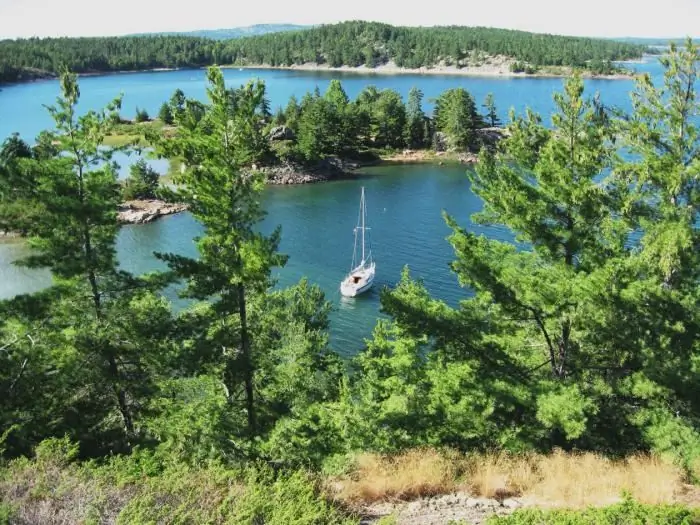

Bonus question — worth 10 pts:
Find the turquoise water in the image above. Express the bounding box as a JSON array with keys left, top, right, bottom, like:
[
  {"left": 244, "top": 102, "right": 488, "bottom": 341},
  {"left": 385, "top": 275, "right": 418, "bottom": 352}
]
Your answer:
[{"left": 0, "top": 58, "right": 666, "bottom": 354}]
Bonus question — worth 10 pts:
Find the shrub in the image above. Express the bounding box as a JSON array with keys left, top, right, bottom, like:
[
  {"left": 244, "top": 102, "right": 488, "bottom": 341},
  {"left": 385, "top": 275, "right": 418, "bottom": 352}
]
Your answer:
[
  {"left": 487, "top": 497, "right": 700, "bottom": 525},
  {"left": 0, "top": 503, "right": 15, "bottom": 525},
  {"left": 134, "top": 107, "right": 150, "bottom": 123}
]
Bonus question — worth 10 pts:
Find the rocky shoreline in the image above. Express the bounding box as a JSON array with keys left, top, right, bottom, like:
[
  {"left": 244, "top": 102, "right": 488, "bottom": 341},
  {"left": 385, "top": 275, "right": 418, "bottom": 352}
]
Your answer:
[
  {"left": 259, "top": 156, "right": 361, "bottom": 185},
  {"left": 117, "top": 200, "right": 189, "bottom": 225}
]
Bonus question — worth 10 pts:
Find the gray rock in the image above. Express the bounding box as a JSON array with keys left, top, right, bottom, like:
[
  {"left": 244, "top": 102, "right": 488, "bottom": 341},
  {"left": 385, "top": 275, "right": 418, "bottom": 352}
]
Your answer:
[
  {"left": 406, "top": 500, "right": 423, "bottom": 513},
  {"left": 433, "top": 131, "right": 448, "bottom": 152},
  {"left": 268, "top": 126, "right": 296, "bottom": 141},
  {"left": 117, "top": 200, "right": 188, "bottom": 224},
  {"left": 502, "top": 498, "right": 521, "bottom": 509}
]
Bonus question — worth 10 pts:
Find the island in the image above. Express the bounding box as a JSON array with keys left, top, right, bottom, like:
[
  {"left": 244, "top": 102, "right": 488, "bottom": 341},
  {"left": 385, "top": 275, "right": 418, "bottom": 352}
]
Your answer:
[{"left": 0, "top": 21, "right": 648, "bottom": 84}]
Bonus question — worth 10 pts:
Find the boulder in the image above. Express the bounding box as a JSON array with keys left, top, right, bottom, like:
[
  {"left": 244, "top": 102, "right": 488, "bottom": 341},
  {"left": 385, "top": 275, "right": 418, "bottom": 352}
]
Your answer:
[{"left": 268, "top": 126, "right": 296, "bottom": 141}]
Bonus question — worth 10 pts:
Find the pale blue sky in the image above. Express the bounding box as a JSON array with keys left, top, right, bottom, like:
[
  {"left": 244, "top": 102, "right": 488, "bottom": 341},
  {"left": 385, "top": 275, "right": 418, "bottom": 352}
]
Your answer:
[{"left": 0, "top": 0, "right": 697, "bottom": 39}]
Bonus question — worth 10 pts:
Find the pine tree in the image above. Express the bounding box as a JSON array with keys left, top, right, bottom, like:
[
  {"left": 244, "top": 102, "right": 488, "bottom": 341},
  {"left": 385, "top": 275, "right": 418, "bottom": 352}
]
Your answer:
[
  {"left": 158, "top": 101, "right": 174, "bottom": 125},
  {"left": 434, "top": 88, "right": 482, "bottom": 150},
  {"left": 404, "top": 87, "right": 427, "bottom": 149},
  {"left": 122, "top": 158, "right": 160, "bottom": 200},
  {"left": 149, "top": 67, "right": 287, "bottom": 436},
  {"left": 382, "top": 74, "right": 629, "bottom": 448},
  {"left": 374, "top": 89, "right": 406, "bottom": 149},
  {"left": 3, "top": 71, "right": 172, "bottom": 453},
  {"left": 482, "top": 92, "right": 501, "bottom": 127},
  {"left": 608, "top": 40, "right": 700, "bottom": 465}
]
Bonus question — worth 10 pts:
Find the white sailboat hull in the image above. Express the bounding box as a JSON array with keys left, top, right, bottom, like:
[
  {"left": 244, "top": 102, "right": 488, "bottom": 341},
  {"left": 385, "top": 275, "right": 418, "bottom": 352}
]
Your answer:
[{"left": 340, "top": 262, "right": 375, "bottom": 297}]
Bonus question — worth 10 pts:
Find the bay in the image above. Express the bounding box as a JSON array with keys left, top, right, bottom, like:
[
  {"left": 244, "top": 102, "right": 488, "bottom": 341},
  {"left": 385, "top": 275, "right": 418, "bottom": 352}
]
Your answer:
[{"left": 0, "top": 57, "right": 666, "bottom": 355}]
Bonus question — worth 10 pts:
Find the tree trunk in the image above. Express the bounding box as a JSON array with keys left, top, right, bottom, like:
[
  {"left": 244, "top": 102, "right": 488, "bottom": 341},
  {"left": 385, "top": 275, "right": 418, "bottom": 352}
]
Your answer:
[
  {"left": 238, "top": 283, "right": 256, "bottom": 435},
  {"left": 84, "top": 231, "right": 135, "bottom": 443}
]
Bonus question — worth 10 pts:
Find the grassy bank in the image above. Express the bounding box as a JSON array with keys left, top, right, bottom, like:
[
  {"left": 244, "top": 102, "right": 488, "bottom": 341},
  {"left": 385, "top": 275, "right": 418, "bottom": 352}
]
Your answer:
[
  {"left": 3, "top": 442, "right": 699, "bottom": 524},
  {"left": 103, "top": 119, "right": 174, "bottom": 147}
]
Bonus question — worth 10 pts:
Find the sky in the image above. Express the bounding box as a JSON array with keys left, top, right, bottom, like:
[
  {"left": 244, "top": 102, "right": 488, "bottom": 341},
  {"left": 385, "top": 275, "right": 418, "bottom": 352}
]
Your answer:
[{"left": 0, "top": 0, "right": 698, "bottom": 39}]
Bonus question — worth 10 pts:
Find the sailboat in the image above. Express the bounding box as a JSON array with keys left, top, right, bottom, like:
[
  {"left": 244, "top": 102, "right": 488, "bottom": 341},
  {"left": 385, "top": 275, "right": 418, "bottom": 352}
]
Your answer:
[{"left": 340, "top": 187, "right": 376, "bottom": 298}]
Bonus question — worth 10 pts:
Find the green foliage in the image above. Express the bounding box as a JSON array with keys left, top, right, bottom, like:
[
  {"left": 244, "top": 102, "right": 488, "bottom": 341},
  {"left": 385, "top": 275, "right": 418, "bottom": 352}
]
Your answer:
[
  {"left": 405, "top": 87, "right": 430, "bottom": 149},
  {"left": 232, "top": 467, "right": 357, "bottom": 524},
  {"left": 0, "top": 133, "right": 40, "bottom": 235},
  {"left": 482, "top": 92, "right": 501, "bottom": 127},
  {"left": 510, "top": 61, "right": 538, "bottom": 74},
  {"left": 0, "top": 503, "right": 13, "bottom": 525},
  {"left": 295, "top": 81, "right": 359, "bottom": 161},
  {"left": 0, "top": 71, "right": 175, "bottom": 457},
  {"left": 487, "top": 498, "right": 700, "bottom": 524},
  {"left": 122, "top": 158, "right": 160, "bottom": 200},
  {"left": 157, "top": 101, "right": 174, "bottom": 124},
  {"left": 373, "top": 89, "right": 407, "bottom": 149},
  {"left": 134, "top": 107, "right": 149, "bottom": 123},
  {"left": 434, "top": 88, "right": 483, "bottom": 150},
  {"left": 149, "top": 67, "right": 292, "bottom": 441},
  {"left": 34, "top": 436, "right": 80, "bottom": 466}
]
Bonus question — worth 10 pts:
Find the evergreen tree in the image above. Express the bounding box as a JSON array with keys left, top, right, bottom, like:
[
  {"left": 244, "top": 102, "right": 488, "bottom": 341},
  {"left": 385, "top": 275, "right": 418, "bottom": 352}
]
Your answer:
[
  {"left": 283, "top": 95, "right": 301, "bottom": 132},
  {"left": 158, "top": 102, "right": 174, "bottom": 125},
  {"left": 381, "top": 74, "right": 630, "bottom": 450},
  {"left": 608, "top": 40, "right": 700, "bottom": 466},
  {"left": 404, "top": 87, "right": 427, "bottom": 149},
  {"left": 373, "top": 89, "right": 406, "bottom": 149},
  {"left": 434, "top": 88, "right": 482, "bottom": 150},
  {"left": 169, "top": 88, "right": 186, "bottom": 120},
  {"left": 149, "top": 67, "right": 287, "bottom": 436},
  {"left": 122, "top": 158, "right": 160, "bottom": 200},
  {"left": 1, "top": 71, "right": 172, "bottom": 455},
  {"left": 482, "top": 92, "right": 501, "bottom": 127},
  {"left": 134, "top": 107, "right": 150, "bottom": 123}
]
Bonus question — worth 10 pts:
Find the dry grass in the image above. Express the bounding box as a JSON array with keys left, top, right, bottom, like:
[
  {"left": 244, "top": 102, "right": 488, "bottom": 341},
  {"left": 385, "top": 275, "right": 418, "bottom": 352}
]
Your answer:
[
  {"left": 334, "top": 448, "right": 688, "bottom": 509},
  {"left": 336, "top": 448, "right": 458, "bottom": 503},
  {"left": 526, "top": 451, "right": 682, "bottom": 508}
]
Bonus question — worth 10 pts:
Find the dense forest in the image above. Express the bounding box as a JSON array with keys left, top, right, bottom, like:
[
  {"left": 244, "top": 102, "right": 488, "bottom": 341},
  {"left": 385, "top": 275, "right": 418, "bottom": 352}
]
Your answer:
[
  {"left": 0, "top": 21, "right": 648, "bottom": 83},
  {"left": 0, "top": 42, "right": 698, "bottom": 523}
]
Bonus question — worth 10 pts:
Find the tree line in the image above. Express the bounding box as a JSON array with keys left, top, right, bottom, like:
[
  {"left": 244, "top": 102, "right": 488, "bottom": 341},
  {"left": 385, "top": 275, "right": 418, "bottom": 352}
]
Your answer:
[
  {"left": 0, "top": 21, "right": 647, "bottom": 83},
  {"left": 0, "top": 41, "right": 698, "bottom": 498}
]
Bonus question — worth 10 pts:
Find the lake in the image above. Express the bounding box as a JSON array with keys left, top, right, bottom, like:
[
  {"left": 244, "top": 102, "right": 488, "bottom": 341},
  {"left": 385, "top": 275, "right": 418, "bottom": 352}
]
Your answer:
[{"left": 0, "top": 58, "right": 666, "bottom": 355}]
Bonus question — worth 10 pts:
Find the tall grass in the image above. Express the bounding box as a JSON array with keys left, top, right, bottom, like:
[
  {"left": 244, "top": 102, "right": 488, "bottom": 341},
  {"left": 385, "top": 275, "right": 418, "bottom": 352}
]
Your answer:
[{"left": 333, "top": 448, "right": 688, "bottom": 508}]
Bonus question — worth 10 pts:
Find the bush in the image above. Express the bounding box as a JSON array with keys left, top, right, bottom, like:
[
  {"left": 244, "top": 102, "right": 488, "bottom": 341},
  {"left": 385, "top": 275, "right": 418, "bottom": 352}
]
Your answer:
[
  {"left": 158, "top": 102, "right": 174, "bottom": 125},
  {"left": 232, "top": 466, "right": 358, "bottom": 524},
  {"left": 487, "top": 497, "right": 700, "bottom": 525},
  {"left": 134, "top": 107, "right": 150, "bottom": 123},
  {"left": 0, "top": 503, "right": 14, "bottom": 525}
]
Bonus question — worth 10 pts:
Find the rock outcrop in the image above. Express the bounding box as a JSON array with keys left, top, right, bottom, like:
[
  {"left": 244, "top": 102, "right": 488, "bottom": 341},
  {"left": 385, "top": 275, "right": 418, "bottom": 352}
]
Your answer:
[
  {"left": 433, "top": 131, "right": 448, "bottom": 152},
  {"left": 117, "top": 200, "right": 188, "bottom": 224},
  {"left": 259, "top": 156, "right": 359, "bottom": 185},
  {"left": 476, "top": 126, "right": 509, "bottom": 146},
  {"left": 268, "top": 126, "right": 296, "bottom": 141}
]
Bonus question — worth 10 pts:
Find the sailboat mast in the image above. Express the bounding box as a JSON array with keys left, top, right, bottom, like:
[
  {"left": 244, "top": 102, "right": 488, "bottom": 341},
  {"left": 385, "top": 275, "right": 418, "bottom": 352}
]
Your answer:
[{"left": 361, "top": 187, "right": 365, "bottom": 264}]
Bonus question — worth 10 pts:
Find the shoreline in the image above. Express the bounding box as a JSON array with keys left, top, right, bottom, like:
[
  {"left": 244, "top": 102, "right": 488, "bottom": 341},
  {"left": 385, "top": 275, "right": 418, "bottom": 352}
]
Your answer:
[
  {"left": 227, "top": 61, "right": 637, "bottom": 80},
  {"left": 1, "top": 154, "right": 467, "bottom": 234},
  {"left": 1, "top": 60, "right": 639, "bottom": 86}
]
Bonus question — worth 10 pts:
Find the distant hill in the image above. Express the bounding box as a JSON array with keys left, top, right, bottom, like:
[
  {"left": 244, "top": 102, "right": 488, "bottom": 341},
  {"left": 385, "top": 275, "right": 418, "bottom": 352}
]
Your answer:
[
  {"left": 133, "top": 24, "right": 309, "bottom": 40},
  {"left": 610, "top": 37, "right": 699, "bottom": 46}
]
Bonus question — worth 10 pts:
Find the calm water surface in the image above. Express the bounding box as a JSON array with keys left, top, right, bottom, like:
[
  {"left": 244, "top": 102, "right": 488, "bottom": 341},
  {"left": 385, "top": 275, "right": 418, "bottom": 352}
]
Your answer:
[{"left": 0, "top": 58, "right": 666, "bottom": 354}]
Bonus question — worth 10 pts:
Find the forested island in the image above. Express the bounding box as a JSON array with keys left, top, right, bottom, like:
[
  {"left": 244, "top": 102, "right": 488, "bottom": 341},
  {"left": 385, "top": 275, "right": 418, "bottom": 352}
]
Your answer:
[
  {"left": 0, "top": 20, "right": 648, "bottom": 83},
  {"left": 0, "top": 41, "right": 699, "bottom": 524},
  {"left": 107, "top": 79, "right": 504, "bottom": 192}
]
